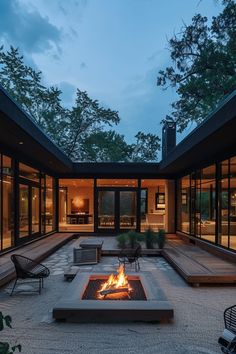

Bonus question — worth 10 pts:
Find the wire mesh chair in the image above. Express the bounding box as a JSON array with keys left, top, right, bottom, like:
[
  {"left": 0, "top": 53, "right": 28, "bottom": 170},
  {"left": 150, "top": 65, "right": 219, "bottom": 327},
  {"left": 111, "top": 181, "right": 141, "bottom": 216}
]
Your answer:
[
  {"left": 219, "top": 305, "right": 236, "bottom": 353},
  {"left": 118, "top": 243, "right": 141, "bottom": 272},
  {"left": 10, "top": 254, "right": 50, "bottom": 295}
]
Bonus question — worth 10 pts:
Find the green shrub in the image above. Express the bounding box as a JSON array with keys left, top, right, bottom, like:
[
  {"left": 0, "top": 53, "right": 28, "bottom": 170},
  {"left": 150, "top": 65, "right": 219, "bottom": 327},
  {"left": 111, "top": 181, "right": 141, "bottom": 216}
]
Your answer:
[
  {"left": 117, "top": 231, "right": 143, "bottom": 249},
  {"left": 144, "top": 227, "right": 157, "bottom": 249},
  {"left": 127, "top": 231, "right": 139, "bottom": 248},
  {"left": 117, "top": 233, "right": 127, "bottom": 249},
  {"left": 157, "top": 229, "right": 166, "bottom": 249},
  {"left": 0, "top": 312, "right": 21, "bottom": 353}
]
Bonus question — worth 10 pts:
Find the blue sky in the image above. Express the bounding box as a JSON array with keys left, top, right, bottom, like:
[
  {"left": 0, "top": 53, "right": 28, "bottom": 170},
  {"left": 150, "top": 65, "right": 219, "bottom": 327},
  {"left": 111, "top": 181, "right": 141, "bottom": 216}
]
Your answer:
[{"left": 0, "top": 0, "right": 223, "bottom": 144}]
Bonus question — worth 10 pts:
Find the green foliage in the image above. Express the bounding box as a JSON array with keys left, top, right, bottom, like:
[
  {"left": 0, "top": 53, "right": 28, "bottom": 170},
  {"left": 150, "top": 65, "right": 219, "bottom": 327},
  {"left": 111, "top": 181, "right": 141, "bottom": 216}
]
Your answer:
[
  {"left": 157, "top": 229, "right": 166, "bottom": 249},
  {"left": 157, "top": 0, "right": 236, "bottom": 132},
  {"left": 116, "top": 231, "right": 143, "bottom": 249},
  {"left": 0, "top": 312, "right": 21, "bottom": 354},
  {"left": 127, "top": 231, "right": 139, "bottom": 249},
  {"left": 117, "top": 233, "right": 128, "bottom": 249},
  {"left": 0, "top": 46, "right": 160, "bottom": 162},
  {"left": 144, "top": 227, "right": 157, "bottom": 249}
]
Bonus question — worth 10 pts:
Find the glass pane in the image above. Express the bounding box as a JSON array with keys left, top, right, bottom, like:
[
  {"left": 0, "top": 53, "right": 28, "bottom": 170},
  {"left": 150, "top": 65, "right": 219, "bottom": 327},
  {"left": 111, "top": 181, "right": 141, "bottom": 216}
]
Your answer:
[
  {"left": 179, "top": 175, "right": 190, "bottom": 234},
  {"left": 98, "top": 191, "right": 115, "bottom": 229},
  {"left": 45, "top": 175, "right": 55, "bottom": 233},
  {"left": 219, "top": 160, "right": 229, "bottom": 248},
  {"left": 190, "top": 173, "right": 196, "bottom": 234},
  {"left": 2, "top": 174, "right": 14, "bottom": 249},
  {"left": 196, "top": 171, "right": 201, "bottom": 237},
  {"left": 141, "top": 179, "right": 166, "bottom": 232},
  {"left": 229, "top": 157, "right": 236, "bottom": 250},
  {"left": 59, "top": 179, "right": 94, "bottom": 232},
  {"left": 200, "top": 165, "right": 216, "bottom": 243},
  {"left": 120, "top": 191, "right": 136, "bottom": 230},
  {"left": 32, "top": 187, "right": 40, "bottom": 234},
  {"left": 19, "top": 184, "right": 29, "bottom": 238},
  {"left": 2, "top": 155, "right": 13, "bottom": 175},
  {"left": 41, "top": 183, "right": 46, "bottom": 235},
  {"left": 19, "top": 163, "right": 39, "bottom": 182}
]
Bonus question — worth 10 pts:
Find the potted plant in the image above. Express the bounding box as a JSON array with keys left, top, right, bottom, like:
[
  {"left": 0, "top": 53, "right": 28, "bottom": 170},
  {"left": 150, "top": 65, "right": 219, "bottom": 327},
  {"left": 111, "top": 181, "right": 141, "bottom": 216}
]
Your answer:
[
  {"left": 144, "top": 227, "right": 157, "bottom": 249},
  {"left": 157, "top": 229, "right": 166, "bottom": 249},
  {"left": 117, "top": 233, "right": 127, "bottom": 249}
]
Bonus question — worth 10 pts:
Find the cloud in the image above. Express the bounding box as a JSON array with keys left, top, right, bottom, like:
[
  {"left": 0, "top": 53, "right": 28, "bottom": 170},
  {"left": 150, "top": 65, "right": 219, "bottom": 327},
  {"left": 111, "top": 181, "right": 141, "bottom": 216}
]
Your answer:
[
  {"left": 113, "top": 67, "right": 178, "bottom": 143},
  {"left": 0, "top": 0, "right": 61, "bottom": 54},
  {"left": 80, "top": 62, "right": 87, "bottom": 69}
]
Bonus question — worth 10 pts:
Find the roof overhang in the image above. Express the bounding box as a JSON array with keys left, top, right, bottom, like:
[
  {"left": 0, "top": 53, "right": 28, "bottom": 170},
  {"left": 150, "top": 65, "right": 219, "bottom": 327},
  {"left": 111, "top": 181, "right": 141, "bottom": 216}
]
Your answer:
[
  {"left": 159, "top": 90, "right": 236, "bottom": 176},
  {"left": 62, "top": 162, "right": 163, "bottom": 179},
  {"left": 0, "top": 85, "right": 72, "bottom": 175}
]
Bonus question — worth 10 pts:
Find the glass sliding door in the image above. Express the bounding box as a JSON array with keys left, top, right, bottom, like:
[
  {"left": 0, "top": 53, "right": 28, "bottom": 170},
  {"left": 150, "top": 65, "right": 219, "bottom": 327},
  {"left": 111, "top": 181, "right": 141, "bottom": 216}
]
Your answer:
[
  {"left": 31, "top": 187, "right": 40, "bottom": 234},
  {"left": 98, "top": 191, "right": 115, "bottom": 230},
  {"left": 19, "top": 184, "right": 29, "bottom": 238},
  {"left": 97, "top": 188, "right": 138, "bottom": 233},
  {"left": 119, "top": 191, "right": 137, "bottom": 230}
]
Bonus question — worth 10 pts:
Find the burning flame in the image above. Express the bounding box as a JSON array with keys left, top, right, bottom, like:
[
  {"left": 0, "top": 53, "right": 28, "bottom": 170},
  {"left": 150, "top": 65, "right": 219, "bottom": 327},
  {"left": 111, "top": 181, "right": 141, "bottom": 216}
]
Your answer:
[{"left": 98, "top": 265, "right": 132, "bottom": 298}]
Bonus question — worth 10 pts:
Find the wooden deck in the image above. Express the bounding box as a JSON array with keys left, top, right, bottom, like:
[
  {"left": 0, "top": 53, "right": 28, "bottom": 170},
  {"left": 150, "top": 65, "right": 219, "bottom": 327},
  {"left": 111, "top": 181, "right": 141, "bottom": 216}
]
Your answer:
[
  {"left": 0, "top": 233, "right": 75, "bottom": 288},
  {"left": 1, "top": 233, "right": 236, "bottom": 288},
  {"left": 163, "top": 239, "right": 236, "bottom": 285}
]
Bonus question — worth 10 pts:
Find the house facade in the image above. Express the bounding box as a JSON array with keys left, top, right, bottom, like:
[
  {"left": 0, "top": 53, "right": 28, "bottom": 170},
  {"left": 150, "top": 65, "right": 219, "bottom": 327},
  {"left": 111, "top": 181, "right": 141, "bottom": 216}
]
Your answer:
[{"left": 1, "top": 85, "right": 236, "bottom": 256}]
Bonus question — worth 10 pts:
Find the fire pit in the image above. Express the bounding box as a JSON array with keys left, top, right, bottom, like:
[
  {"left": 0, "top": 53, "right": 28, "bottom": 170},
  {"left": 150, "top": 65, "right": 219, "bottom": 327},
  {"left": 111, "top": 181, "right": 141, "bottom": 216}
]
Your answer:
[
  {"left": 82, "top": 265, "right": 146, "bottom": 301},
  {"left": 53, "top": 266, "right": 174, "bottom": 323}
]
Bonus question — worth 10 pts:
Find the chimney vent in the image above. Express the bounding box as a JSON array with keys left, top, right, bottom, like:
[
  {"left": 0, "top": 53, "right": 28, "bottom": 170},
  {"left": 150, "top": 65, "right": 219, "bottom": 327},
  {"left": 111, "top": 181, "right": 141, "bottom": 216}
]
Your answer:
[{"left": 162, "top": 116, "right": 176, "bottom": 160}]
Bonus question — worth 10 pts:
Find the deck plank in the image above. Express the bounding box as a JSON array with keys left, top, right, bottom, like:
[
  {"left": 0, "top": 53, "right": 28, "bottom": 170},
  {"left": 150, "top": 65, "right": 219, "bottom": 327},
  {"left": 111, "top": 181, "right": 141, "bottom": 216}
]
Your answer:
[
  {"left": 163, "top": 239, "right": 236, "bottom": 284},
  {"left": 0, "top": 233, "right": 75, "bottom": 287}
]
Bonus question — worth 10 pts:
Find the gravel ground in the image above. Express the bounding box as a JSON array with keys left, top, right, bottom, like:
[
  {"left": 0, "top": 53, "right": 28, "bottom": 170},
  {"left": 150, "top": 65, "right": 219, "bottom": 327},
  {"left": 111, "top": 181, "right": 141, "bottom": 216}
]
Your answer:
[{"left": 0, "top": 239, "right": 234, "bottom": 354}]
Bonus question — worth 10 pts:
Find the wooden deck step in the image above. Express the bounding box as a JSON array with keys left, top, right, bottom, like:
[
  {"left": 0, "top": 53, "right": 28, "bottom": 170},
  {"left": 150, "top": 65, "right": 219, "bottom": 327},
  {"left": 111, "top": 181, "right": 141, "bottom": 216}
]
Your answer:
[
  {"left": 0, "top": 233, "right": 75, "bottom": 288},
  {"left": 163, "top": 239, "right": 236, "bottom": 284}
]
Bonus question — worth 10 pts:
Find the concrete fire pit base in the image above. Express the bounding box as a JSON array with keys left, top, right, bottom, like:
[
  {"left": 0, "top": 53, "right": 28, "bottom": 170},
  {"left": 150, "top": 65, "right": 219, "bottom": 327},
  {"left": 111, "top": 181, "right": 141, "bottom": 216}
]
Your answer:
[{"left": 53, "top": 272, "right": 174, "bottom": 323}]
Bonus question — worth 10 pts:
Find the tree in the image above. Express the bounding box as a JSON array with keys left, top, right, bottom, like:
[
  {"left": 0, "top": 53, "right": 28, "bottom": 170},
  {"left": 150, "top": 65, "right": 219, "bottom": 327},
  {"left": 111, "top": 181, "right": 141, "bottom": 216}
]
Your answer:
[
  {"left": 80, "top": 131, "right": 130, "bottom": 162},
  {"left": 157, "top": 0, "right": 236, "bottom": 132},
  {"left": 130, "top": 132, "right": 160, "bottom": 162},
  {"left": 0, "top": 46, "right": 160, "bottom": 161}
]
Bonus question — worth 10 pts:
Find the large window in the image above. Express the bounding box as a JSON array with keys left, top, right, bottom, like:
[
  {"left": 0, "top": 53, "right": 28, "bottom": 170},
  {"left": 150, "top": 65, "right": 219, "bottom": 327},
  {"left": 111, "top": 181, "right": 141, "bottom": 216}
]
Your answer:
[
  {"left": 200, "top": 165, "right": 216, "bottom": 242},
  {"left": 59, "top": 179, "right": 94, "bottom": 232},
  {"left": 1, "top": 155, "right": 14, "bottom": 250},
  {"left": 229, "top": 157, "right": 236, "bottom": 250},
  {"left": 45, "top": 175, "right": 56, "bottom": 233},
  {"left": 177, "top": 175, "right": 190, "bottom": 234},
  {"left": 177, "top": 159, "right": 236, "bottom": 252},
  {"left": 140, "top": 179, "right": 166, "bottom": 232}
]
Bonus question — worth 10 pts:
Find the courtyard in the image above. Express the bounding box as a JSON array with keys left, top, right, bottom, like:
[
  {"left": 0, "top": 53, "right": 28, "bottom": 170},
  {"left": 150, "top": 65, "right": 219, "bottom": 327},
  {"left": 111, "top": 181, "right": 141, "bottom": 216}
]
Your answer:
[{"left": 0, "top": 238, "right": 234, "bottom": 354}]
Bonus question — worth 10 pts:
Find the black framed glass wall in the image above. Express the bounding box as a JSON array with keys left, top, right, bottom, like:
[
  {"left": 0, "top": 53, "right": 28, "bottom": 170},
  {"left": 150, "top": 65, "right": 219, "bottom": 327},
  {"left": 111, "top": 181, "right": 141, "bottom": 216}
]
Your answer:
[
  {"left": 177, "top": 156, "right": 236, "bottom": 252},
  {"left": 41, "top": 174, "right": 56, "bottom": 234},
  {"left": 1, "top": 155, "right": 14, "bottom": 250},
  {"left": 59, "top": 179, "right": 94, "bottom": 232},
  {"left": 19, "top": 163, "right": 40, "bottom": 239},
  {"left": 0, "top": 153, "right": 56, "bottom": 253},
  {"left": 58, "top": 178, "right": 171, "bottom": 234},
  {"left": 177, "top": 175, "right": 190, "bottom": 234}
]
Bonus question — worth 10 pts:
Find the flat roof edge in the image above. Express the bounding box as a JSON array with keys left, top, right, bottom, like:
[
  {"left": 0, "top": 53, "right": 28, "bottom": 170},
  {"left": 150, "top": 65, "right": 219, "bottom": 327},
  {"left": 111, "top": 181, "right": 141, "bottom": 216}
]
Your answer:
[{"left": 0, "top": 84, "right": 72, "bottom": 168}]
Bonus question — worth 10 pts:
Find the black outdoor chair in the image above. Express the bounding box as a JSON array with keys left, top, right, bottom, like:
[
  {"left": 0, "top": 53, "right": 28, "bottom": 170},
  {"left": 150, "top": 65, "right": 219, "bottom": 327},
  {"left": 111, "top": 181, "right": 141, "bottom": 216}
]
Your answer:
[
  {"left": 219, "top": 305, "right": 236, "bottom": 353},
  {"left": 10, "top": 254, "right": 50, "bottom": 295},
  {"left": 118, "top": 243, "right": 141, "bottom": 272}
]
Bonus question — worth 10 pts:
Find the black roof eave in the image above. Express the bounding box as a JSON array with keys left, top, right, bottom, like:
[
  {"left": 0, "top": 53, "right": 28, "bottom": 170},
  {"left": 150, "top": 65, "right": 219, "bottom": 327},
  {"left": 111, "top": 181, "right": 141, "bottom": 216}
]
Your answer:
[
  {"left": 159, "top": 90, "right": 236, "bottom": 176},
  {"left": 62, "top": 162, "right": 165, "bottom": 179},
  {"left": 0, "top": 85, "right": 72, "bottom": 173}
]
